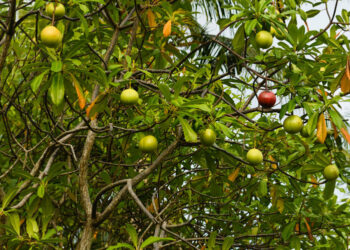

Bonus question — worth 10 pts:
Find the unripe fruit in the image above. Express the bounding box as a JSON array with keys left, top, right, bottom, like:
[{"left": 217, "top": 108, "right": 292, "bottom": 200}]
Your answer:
[
  {"left": 40, "top": 26, "right": 62, "bottom": 48},
  {"left": 283, "top": 115, "right": 303, "bottom": 134},
  {"left": 139, "top": 135, "right": 158, "bottom": 153},
  {"left": 246, "top": 148, "right": 263, "bottom": 165},
  {"left": 200, "top": 128, "right": 216, "bottom": 146},
  {"left": 323, "top": 164, "right": 339, "bottom": 180},
  {"left": 255, "top": 30, "right": 273, "bottom": 49},
  {"left": 120, "top": 88, "right": 139, "bottom": 105},
  {"left": 45, "top": 3, "right": 65, "bottom": 18}
]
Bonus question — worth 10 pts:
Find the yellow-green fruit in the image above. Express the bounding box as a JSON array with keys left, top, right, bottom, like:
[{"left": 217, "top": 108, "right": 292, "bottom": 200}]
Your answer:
[
  {"left": 246, "top": 148, "right": 263, "bottom": 165},
  {"left": 200, "top": 128, "right": 216, "bottom": 146},
  {"left": 255, "top": 30, "right": 273, "bottom": 49},
  {"left": 283, "top": 115, "right": 303, "bottom": 134},
  {"left": 45, "top": 3, "right": 65, "bottom": 18},
  {"left": 40, "top": 26, "right": 62, "bottom": 48},
  {"left": 323, "top": 164, "right": 339, "bottom": 180},
  {"left": 120, "top": 88, "right": 139, "bottom": 105},
  {"left": 139, "top": 135, "right": 158, "bottom": 153}
]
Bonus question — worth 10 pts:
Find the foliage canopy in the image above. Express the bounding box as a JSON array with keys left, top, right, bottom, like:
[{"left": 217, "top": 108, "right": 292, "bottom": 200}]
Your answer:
[{"left": 1, "top": 0, "right": 350, "bottom": 249}]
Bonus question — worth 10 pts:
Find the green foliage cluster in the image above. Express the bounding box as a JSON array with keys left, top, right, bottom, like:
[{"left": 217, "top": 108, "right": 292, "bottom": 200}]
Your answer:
[{"left": 0, "top": 0, "right": 350, "bottom": 249}]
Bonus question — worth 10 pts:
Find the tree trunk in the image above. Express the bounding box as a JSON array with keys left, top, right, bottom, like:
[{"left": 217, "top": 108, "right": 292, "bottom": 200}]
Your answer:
[{"left": 77, "top": 219, "right": 93, "bottom": 250}]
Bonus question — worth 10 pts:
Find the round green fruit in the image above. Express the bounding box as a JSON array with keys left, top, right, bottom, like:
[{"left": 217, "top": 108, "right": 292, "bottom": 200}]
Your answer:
[
  {"left": 200, "top": 128, "right": 216, "bottom": 146},
  {"left": 120, "top": 88, "right": 139, "bottom": 105},
  {"left": 323, "top": 164, "right": 339, "bottom": 180},
  {"left": 283, "top": 115, "right": 303, "bottom": 134},
  {"left": 246, "top": 148, "right": 263, "bottom": 165},
  {"left": 255, "top": 30, "right": 273, "bottom": 49},
  {"left": 40, "top": 26, "right": 62, "bottom": 48},
  {"left": 139, "top": 135, "right": 158, "bottom": 153},
  {"left": 45, "top": 3, "right": 65, "bottom": 18}
]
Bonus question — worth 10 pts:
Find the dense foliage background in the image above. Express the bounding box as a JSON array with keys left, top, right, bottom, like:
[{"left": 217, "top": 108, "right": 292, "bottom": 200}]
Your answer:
[{"left": 1, "top": 0, "right": 350, "bottom": 249}]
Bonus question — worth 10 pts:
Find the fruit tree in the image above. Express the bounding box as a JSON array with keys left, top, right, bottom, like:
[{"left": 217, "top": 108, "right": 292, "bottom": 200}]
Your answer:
[{"left": 1, "top": 0, "right": 350, "bottom": 249}]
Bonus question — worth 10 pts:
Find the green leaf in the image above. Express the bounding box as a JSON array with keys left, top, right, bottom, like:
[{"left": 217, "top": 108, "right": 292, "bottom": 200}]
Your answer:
[
  {"left": 289, "top": 236, "right": 301, "bottom": 250},
  {"left": 258, "top": 178, "right": 268, "bottom": 197},
  {"left": 51, "top": 61, "right": 62, "bottom": 72},
  {"left": 158, "top": 83, "right": 172, "bottom": 102},
  {"left": 123, "top": 71, "right": 133, "bottom": 80},
  {"left": 26, "top": 217, "right": 39, "bottom": 238},
  {"left": 328, "top": 108, "right": 344, "bottom": 129},
  {"left": 215, "top": 122, "right": 234, "bottom": 138},
  {"left": 173, "top": 77, "right": 185, "bottom": 98},
  {"left": 2, "top": 188, "right": 19, "bottom": 209},
  {"left": 30, "top": 71, "right": 48, "bottom": 93},
  {"left": 222, "top": 237, "right": 234, "bottom": 250},
  {"left": 208, "top": 231, "right": 217, "bottom": 250},
  {"left": 107, "top": 243, "right": 134, "bottom": 250},
  {"left": 9, "top": 213, "right": 20, "bottom": 236},
  {"left": 323, "top": 179, "right": 336, "bottom": 200},
  {"left": 140, "top": 236, "right": 174, "bottom": 249},
  {"left": 306, "top": 9, "right": 320, "bottom": 18},
  {"left": 76, "top": 11, "right": 89, "bottom": 38},
  {"left": 125, "top": 224, "right": 138, "bottom": 248},
  {"left": 182, "top": 103, "right": 211, "bottom": 113},
  {"left": 282, "top": 221, "right": 296, "bottom": 241},
  {"left": 49, "top": 73, "right": 65, "bottom": 105},
  {"left": 244, "top": 19, "right": 258, "bottom": 36},
  {"left": 232, "top": 24, "right": 245, "bottom": 54},
  {"left": 305, "top": 112, "right": 318, "bottom": 136},
  {"left": 178, "top": 117, "right": 197, "bottom": 142},
  {"left": 330, "top": 70, "right": 343, "bottom": 94},
  {"left": 37, "top": 183, "right": 45, "bottom": 198},
  {"left": 302, "top": 164, "right": 324, "bottom": 174},
  {"left": 299, "top": 9, "right": 307, "bottom": 21}
]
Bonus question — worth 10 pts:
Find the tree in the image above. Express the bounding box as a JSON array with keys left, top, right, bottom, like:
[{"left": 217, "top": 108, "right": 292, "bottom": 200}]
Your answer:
[{"left": 0, "top": 0, "right": 350, "bottom": 249}]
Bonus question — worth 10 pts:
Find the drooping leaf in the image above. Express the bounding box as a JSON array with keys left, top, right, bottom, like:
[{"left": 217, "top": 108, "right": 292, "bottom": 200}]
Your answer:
[
  {"left": 178, "top": 117, "right": 197, "bottom": 142},
  {"left": 228, "top": 167, "right": 240, "bottom": 182},
  {"left": 86, "top": 92, "right": 107, "bottom": 119},
  {"left": 163, "top": 20, "right": 172, "bottom": 37},
  {"left": 158, "top": 83, "right": 171, "bottom": 102},
  {"left": 147, "top": 10, "right": 157, "bottom": 30},
  {"left": 316, "top": 113, "right": 327, "bottom": 144},
  {"left": 282, "top": 221, "right": 296, "bottom": 241},
  {"left": 140, "top": 236, "right": 174, "bottom": 249},
  {"left": 270, "top": 185, "right": 278, "bottom": 206},
  {"left": 303, "top": 217, "right": 314, "bottom": 241},
  {"left": 30, "top": 70, "right": 48, "bottom": 93},
  {"left": 207, "top": 231, "right": 217, "bottom": 250},
  {"left": 341, "top": 58, "right": 350, "bottom": 93},
  {"left": 323, "top": 179, "right": 336, "bottom": 200},
  {"left": 9, "top": 213, "right": 21, "bottom": 236},
  {"left": 222, "top": 237, "right": 234, "bottom": 250},
  {"left": 49, "top": 72, "right": 65, "bottom": 105},
  {"left": 107, "top": 243, "right": 134, "bottom": 250},
  {"left": 70, "top": 74, "right": 86, "bottom": 109},
  {"left": 340, "top": 127, "right": 350, "bottom": 144},
  {"left": 331, "top": 121, "right": 339, "bottom": 139},
  {"left": 276, "top": 198, "right": 284, "bottom": 213},
  {"left": 26, "top": 217, "right": 39, "bottom": 238},
  {"left": 125, "top": 224, "right": 138, "bottom": 248}
]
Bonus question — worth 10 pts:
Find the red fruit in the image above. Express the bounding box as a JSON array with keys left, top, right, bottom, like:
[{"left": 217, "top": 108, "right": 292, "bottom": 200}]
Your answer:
[{"left": 258, "top": 91, "right": 276, "bottom": 108}]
